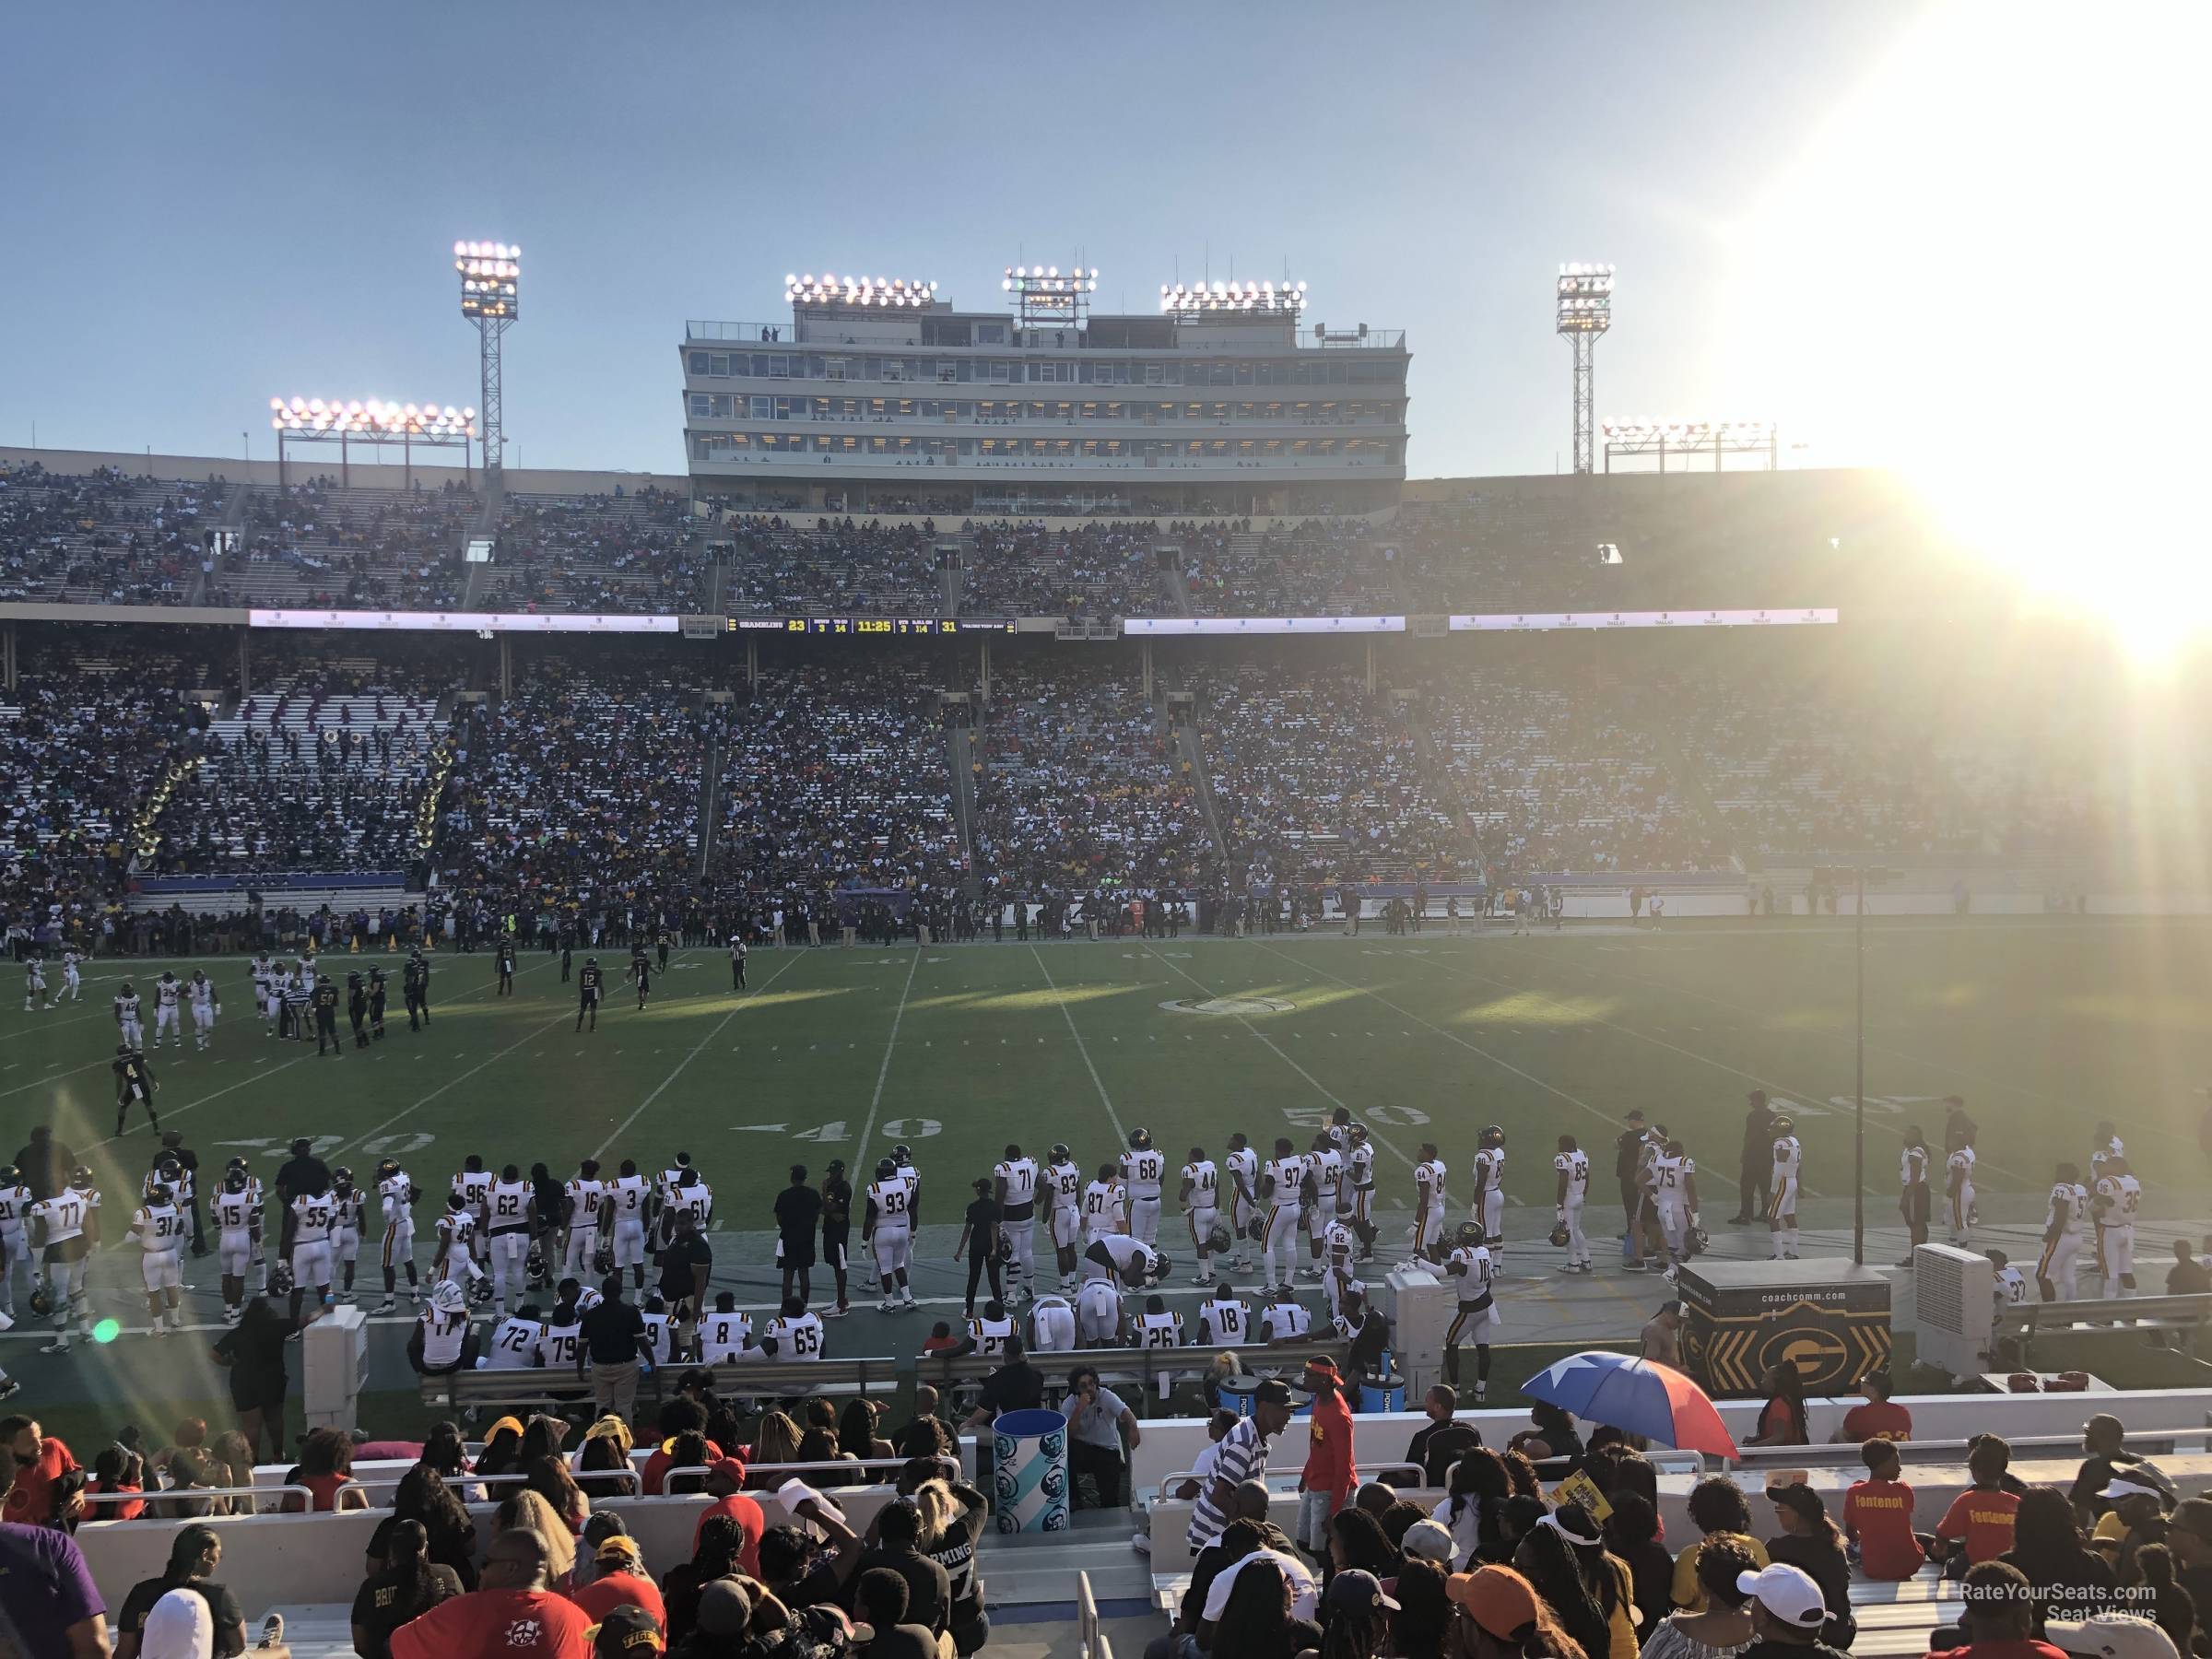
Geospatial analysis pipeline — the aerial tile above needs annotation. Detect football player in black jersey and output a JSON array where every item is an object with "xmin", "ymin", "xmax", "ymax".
[
  {"xmin": 367, "ymin": 966, "xmax": 388, "ymax": 1041},
  {"xmin": 113, "ymin": 1043, "xmax": 160, "ymax": 1135},
  {"xmin": 576, "ymin": 957, "xmax": 605, "ymax": 1032},
  {"xmin": 312, "ymin": 975, "xmax": 343, "ymax": 1056}
]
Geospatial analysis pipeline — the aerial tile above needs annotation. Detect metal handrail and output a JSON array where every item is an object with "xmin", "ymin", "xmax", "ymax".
[
  {"xmin": 82, "ymin": 1484, "xmax": 315, "ymax": 1517},
  {"xmin": 1152, "ymin": 1461, "xmax": 1422, "ymax": 1503}
]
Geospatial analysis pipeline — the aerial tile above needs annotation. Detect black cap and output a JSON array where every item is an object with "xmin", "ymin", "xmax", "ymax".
[
  {"xmin": 1253, "ymin": 1379, "xmax": 1295, "ymax": 1407},
  {"xmin": 590, "ymin": 1606, "xmax": 664, "ymax": 1656}
]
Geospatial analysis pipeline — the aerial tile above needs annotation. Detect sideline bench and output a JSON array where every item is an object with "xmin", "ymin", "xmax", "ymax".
[
  {"xmin": 418, "ymin": 1354, "xmax": 902, "ymax": 1415},
  {"xmin": 1994, "ymin": 1294, "xmax": 2212, "ymax": 1367}
]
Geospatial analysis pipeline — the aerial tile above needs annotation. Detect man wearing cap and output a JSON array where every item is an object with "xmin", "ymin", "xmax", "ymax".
[
  {"xmin": 568, "ymin": 1534, "xmax": 666, "ymax": 1631},
  {"xmin": 2069, "ymin": 1416, "xmax": 2166, "ymax": 1524},
  {"xmin": 691, "ymin": 1457, "xmax": 764, "ymax": 1572},
  {"xmin": 392, "ymin": 1527, "xmax": 592, "ymax": 1659},
  {"xmin": 1446, "ymin": 1564, "xmax": 1547, "ymax": 1651},
  {"xmin": 1189, "ymin": 1382, "xmax": 1295, "ymax": 1557},
  {"xmin": 1735, "ymin": 1562, "xmax": 1851, "ymax": 1659},
  {"xmin": 2089, "ymin": 1477, "xmax": 2171, "ymax": 1577},
  {"xmin": 1930, "ymin": 1560, "xmax": 2070, "ymax": 1659},
  {"xmin": 1296, "ymin": 1356, "xmax": 1356, "ymax": 1563},
  {"xmin": 586, "ymin": 1606, "xmax": 665, "ymax": 1659}
]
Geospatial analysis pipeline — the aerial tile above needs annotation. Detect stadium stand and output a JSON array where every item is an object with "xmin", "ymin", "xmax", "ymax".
[
  {"xmin": 0, "ymin": 464, "xmax": 224, "ymax": 605},
  {"xmin": 480, "ymin": 487, "xmax": 711, "ymax": 614},
  {"xmin": 716, "ymin": 514, "xmax": 944, "ymax": 616},
  {"xmin": 233, "ymin": 479, "xmax": 476, "ymax": 609}
]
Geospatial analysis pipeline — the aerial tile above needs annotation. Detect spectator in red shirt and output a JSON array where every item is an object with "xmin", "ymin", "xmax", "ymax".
[
  {"xmin": 391, "ymin": 1527, "xmax": 592, "ymax": 1659},
  {"xmin": 638, "ymin": 1400, "xmax": 723, "ymax": 1497},
  {"xmin": 1296, "ymin": 1357, "xmax": 1357, "ymax": 1561},
  {"xmin": 690, "ymin": 1460, "xmax": 764, "ymax": 1572},
  {"xmin": 1929, "ymin": 1560, "xmax": 2072, "ymax": 1659},
  {"xmin": 1835, "ymin": 1371, "xmax": 1913, "ymax": 1444},
  {"xmin": 567, "ymin": 1535, "xmax": 666, "ymax": 1631},
  {"xmin": 90, "ymin": 1447, "xmax": 147, "ymax": 1523},
  {"xmin": 0, "ymin": 1417, "xmax": 85, "ymax": 1528},
  {"xmin": 1844, "ymin": 1440, "xmax": 1928, "ymax": 1581},
  {"xmin": 1938, "ymin": 1437, "xmax": 2025, "ymax": 1567},
  {"xmin": 1743, "ymin": 1363, "xmax": 1809, "ymax": 1448},
  {"xmin": 920, "ymin": 1322, "xmax": 964, "ymax": 1356}
]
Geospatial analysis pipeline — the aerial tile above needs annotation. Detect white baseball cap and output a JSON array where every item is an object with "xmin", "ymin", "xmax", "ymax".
[
  {"xmin": 2099, "ymin": 1477, "xmax": 2167, "ymax": 1502},
  {"xmin": 2045, "ymin": 1615, "xmax": 2182, "ymax": 1659},
  {"xmin": 1737, "ymin": 1563, "xmax": 1826, "ymax": 1630}
]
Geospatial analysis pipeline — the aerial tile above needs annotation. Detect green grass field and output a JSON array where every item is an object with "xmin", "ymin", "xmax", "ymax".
[
  {"xmin": 6, "ymin": 914, "xmax": 2212, "ymax": 1436},
  {"xmin": 9, "ymin": 914, "xmax": 2210, "ymax": 1239}
]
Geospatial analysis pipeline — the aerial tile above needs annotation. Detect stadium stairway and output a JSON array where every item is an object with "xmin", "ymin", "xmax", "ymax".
[
  {"xmin": 693, "ymin": 726, "xmax": 725, "ymax": 878},
  {"xmin": 1404, "ymin": 693, "xmax": 1484, "ymax": 852},
  {"xmin": 947, "ymin": 717, "xmax": 982, "ymax": 881},
  {"xmin": 1159, "ymin": 552, "xmax": 1194, "ymax": 618},
  {"xmin": 1624, "ymin": 688, "xmax": 1748, "ymax": 871},
  {"xmin": 1171, "ymin": 699, "xmax": 1230, "ymax": 862}
]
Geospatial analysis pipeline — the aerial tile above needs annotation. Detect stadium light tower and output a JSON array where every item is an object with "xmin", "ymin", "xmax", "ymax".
[
  {"xmin": 1556, "ymin": 263, "xmax": 1613, "ymax": 476},
  {"xmin": 455, "ymin": 241, "xmax": 519, "ymax": 499}
]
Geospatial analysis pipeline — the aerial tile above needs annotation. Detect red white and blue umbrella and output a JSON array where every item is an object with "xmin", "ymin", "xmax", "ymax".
[{"xmin": 1521, "ymin": 1350, "xmax": 1740, "ymax": 1458}]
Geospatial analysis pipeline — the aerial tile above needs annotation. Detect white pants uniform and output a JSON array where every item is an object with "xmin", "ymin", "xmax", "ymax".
[
  {"xmin": 2099, "ymin": 1225, "xmax": 2136, "ymax": 1296},
  {"xmin": 1307, "ymin": 1202, "xmax": 1333, "ymax": 1243},
  {"xmin": 611, "ymin": 1216, "xmax": 646, "ymax": 1271},
  {"xmin": 45, "ymin": 1250, "xmax": 91, "ymax": 1319},
  {"xmin": 2038, "ymin": 1231, "xmax": 2082, "ymax": 1298},
  {"xmin": 487, "ymin": 1230, "xmax": 528, "ymax": 1302},
  {"xmin": 562, "ymin": 1225, "xmax": 599, "ymax": 1281},
  {"xmin": 219, "ymin": 1230, "xmax": 254, "ymax": 1278},
  {"xmin": 1561, "ymin": 1195, "xmax": 1590, "ymax": 1266},
  {"xmin": 1414, "ymin": 1199, "xmax": 1445, "ymax": 1259},
  {"xmin": 1076, "ymin": 1279, "xmax": 1121, "ymax": 1346},
  {"xmin": 1657, "ymin": 1204, "xmax": 1691, "ymax": 1259},
  {"xmin": 64, "ymin": 965, "xmax": 81, "ymax": 999},
  {"xmin": 140, "ymin": 1249, "xmax": 183, "ymax": 1293},
  {"xmin": 872, "ymin": 1224, "xmax": 912, "ymax": 1278},
  {"xmin": 155, "ymin": 1004, "xmax": 180, "ymax": 1041},
  {"xmin": 1051, "ymin": 1206, "xmax": 1082, "ymax": 1253},
  {"xmin": 1004, "ymin": 1215, "xmax": 1036, "ymax": 1292},
  {"xmin": 335, "ymin": 1223, "xmax": 360, "ymax": 1268},
  {"xmin": 193, "ymin": 1002, "xmax": 214, "ymax": 1036},
  {"xmin": 1949, "ymin": 1183, "xmax": 1974, "ymax": 1245},
  {"xmin": 1032, "ymin": 1298, "xmax": 1077, "ymax": 1352},
  {"xmin": 1187, "ymin": 1205, "xmax": 1219, "ymax": 1261},
  {"xmin": 120, "ymin": 1015, "xmax": 144, "ymax": 1048},
  {"xmin": 292, "ymin": 1238, "xmax": 334, "ymax": 1289},
  {"xmin": 0, "ymin": 1230, "xmax": 26, "ymax": 1312},
  {"xmin": 1129, "ymin": 1195, "xmax": 1161, "ymax": 1248},
  {"xmin": 1770, "ymin": 1176, "xmax": 1800, "ymax": 1222},
  {"xmin": 382, "ymin": 1219, "xmax": 415, "ymax": 1277},
  {"xmin": 1230, "ymin": 1191, "xmax": 1257, "ymax": 1256},
  {"xmin": 1263, "ymin": 1204, "xmax": 1302, "ymax": 1286}
]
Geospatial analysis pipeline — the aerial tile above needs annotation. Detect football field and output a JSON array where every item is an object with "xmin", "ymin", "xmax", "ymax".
[{"xmin": 8, "ymin": 914, "xmax": 2210, "ymax": 1244}]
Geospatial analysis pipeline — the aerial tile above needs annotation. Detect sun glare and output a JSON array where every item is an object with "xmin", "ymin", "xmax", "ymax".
[{"xmin": 1716, "ymin": 2, "xmax": 2207, "ymax": 657}]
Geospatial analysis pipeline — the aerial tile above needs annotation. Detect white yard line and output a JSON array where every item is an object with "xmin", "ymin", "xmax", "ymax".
[
  {"xmin": 853, "ymin": 947, "xmax": 924, "ymax": 1161},
  {"xmin": 589, "ymin": 950, "xmax": 806, "ymax": 1162},
  {"xmin": 0, "ymin": 1055, "xmax": 111, "ymax": 1100},
  {"xmin": 1028, "ymin": 944, "xmax": 1130, "ymax": 1144},
  {"xmin": 332, "ymin": 1012, "xmax": 577, "ymax": 1160}
]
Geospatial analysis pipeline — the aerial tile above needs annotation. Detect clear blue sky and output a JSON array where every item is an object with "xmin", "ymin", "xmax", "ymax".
[{"xmin": 0, "ymin": 2, "xmax": 1926, "ymax": 479}]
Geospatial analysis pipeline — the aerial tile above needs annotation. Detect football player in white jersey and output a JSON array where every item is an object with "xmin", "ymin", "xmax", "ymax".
[
  {"xmin": 451, "ymin": 1156, "xmax": 493, "ymax": 1230},
  {"xmin": 1260, "ymin": 1283, "xmax": 1311, "ymax": 1346},
  {"xmin": 187, "ymin": 971, "xmax": 217, "ymax": 1049},
  {"xmin": 251, "ymin": 954, "xmax": 276, "ymax": 1030},
  {"xmin": 1180, "ymin": 1147, "xmax": 1222, "ymax": 1287},
  {"xmin": 374, "ymin": 1159, "xmax": 418, "ymax": 1312},
  {"xmin": 113, "ymin": 981, "xmax": 144, "ymax": 1050},
  {"xmin": 1442, "ymin": 1221, "xmax": 1500, "ymax": 1401},
  {"xmin": 1223, "ymin": 1134, "xmax": 1259, "ymax": 1274},
  {"xmin": 965, "ymin": 1297, "xmax": 1018, "ymax": 1359},
  {"xmin": 640, "ymin": 1293, "xmax": 677, "ymax": 1369},
  {"xmin": 994, "ymin": 1144, "xmax": 1041, "ymax": 1304},
  {"xmin": 413, "ymin": 1279, "xmax": 474, "ymax": 1378},
  {"xmin": 1768, "ymin": 1117, "xmax": 1803, "ymax": 1260},
  {"xmin": 699, "ymin": 1294, "xmax": 755, "ymax": 1364},
  {"xmin": 535, "ymin": 1296, "xmax": 584, "ymax": 1371},
  {"xmin": 30, "ymin": 1170, "xmax": 100, "ymax": 1351},
  {"xmin": 2093, "ymin": 1155, "xmax": 2142, "ymax": 1298},
  {"xmin": 1304, "ymin": 1134, "xmax": 1346, "ymax": 1275},
  {"xmin": 1135, "ymin": 1293, "xmax": 1183, "ymax": 1398},
  {"xmin": 664, "ymin": 1167, "xmax": 713, "ymax": 1248},
  {"xmin": 2089, "ymin": 1123, "xmax": 2125, "ymax": 1185},
  {"xmin": 761, "ymin": 1294, "xmax": 825, "ymax": 1360},
  {"xmin": 1030, "ymin": 1291, "xmax": 1077, "ymax": 1354},
  {"xmin": 483, "ymin": 1164, "xmax": 535, "ymax": 1317},
  {"xmin": 1082, "ymin": 1164, "xmax": 1127, "ymax": 1245},
  {"xmin": 1552, "ymin": 1135, "xmax": 1593, "ymax": 1273},
  {"xmin": 1260, "ymin": 1137, "xmax": 1309, "ymax": 1292},
  {"xmin": 1648, "ymin": 1136, "xmax": 1700, "ymax": 1275},
  {"xmin": 606, "ymin": 1160, "xmax": 652, "ymax": 1288},
  {"xmin": 1411, "ymin": 1142, "xmax": 1448, "ymax": 1266},
  {"xmin": 1344, "ymin": 1124, "xmax": 1377, "ymax": 1261},
  {"xmin": 212, "ymin": 1163, "xmax": 260, "ymax": 1322},
  {"xmin": 1197, "ymin": 1289, "xmax": 1250, "ymax": 1347},
  {"xmin": 1946, "ymin": 1135, "xmax": 1978, "ymax": 1249},
  {"xmin": 2035, "ymin": 1163, "xmax": 2088, "ymax": 1302},
  {"xmin": 561, "ymin": 1159, "xmax": 609, "ymax": 1284},
  {"xmin": 891, "ymin": 1144, "xmax": 923, "ymax": 1227},
  {"xmin": 152, "ymin": 971, "xmax": 183, "ymax": 1048},
  {"xmin": 481, "ymin": 1303, "xmax": 547, "ymax": 1371},
  {"xmin": 1120, "ymin": 1128, "xmax": 1166, "ymax": 1247},
  {"xmin": 1471, "ymin": 1127, "xmax": 1506, "ymax": 1265},
  {"xmin": 863, "ymin": 1157, "xmax": 918, "ymax": 1312},
  {"xmin": 1046, "ymin": 1145, "xmax": 1085, "ymax": 1292},
  {"xmin": 1320, "ymin": 1215, "xmax": 1360, "ymax": 1322},
  {"xmin": 1898, "ymin": 1128, "xmax": 1933, "ymax": 1265},
  {"xmin": 21, "ymin": 958, "xmax": 47, "ymax": 1013},
  {"xmin": 1988, "ymin": 1248, "xmax": 2030, "ymax": 1313},
  {"xmin": 288, "ymin": 1184, "xmax": 337, "ymax": 1327},
  {"xmin": 432, "ymin": 1194, "xmax": 478, "ymax": 1289},
  {"xmin": 330, "ymin": 1168, "xmax": 366, "ymax": 1302},
  {"xmin": 61, "ymin": 948, "xmax": 84, "ymax": 1002},
  {"xmin": 0, "ymin": 1165, "xmax": 32, "ymax": 1320},
  {"xmin": 128, "ymin": 1182, "xmax": 189, "ymax": 1334}
]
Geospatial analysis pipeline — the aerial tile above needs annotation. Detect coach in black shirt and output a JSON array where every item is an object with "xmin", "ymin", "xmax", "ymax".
[
  {"xmin": 961, "ymin": 1335, "xmax": 1044, "ymax": 1429},
  {"xmin": 774, "ymin": 1165, "xmax": 822, "ymax": 1309},
  {"xmin": 658, "ymin": 1211, "xmax": 713, "ymax": 1323},
  {"xmin": 577, "ymin": 1277, "xmax": 653, "ymax": 1424},
  {"xmin": 276, "ymin": 1136, "xmax": 333, "ymax": 1256}
]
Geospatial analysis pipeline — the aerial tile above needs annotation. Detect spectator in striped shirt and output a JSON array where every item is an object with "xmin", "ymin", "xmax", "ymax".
[{"xmin": 1188, "ymin": 1379, "xmax": 1295, "ymax": 1556}]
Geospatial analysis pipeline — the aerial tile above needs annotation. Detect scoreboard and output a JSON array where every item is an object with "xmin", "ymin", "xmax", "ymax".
[{"xmin": 726, "ymin": 617, "xmax": 1013, "ymax": 636}]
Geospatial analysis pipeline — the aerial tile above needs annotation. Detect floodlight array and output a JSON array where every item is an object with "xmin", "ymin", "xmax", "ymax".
[
  {"xmin": 1601, "ymin": 418, "xmax": 1773, "ymax": 442},
  {"xmin": 1557, "ymin": 262, "xmax": 1614, "ymax": 335},
  {"xmin": 456, "ymin": 241, "xmax": 520, "ymax": 318},
  {"xmin": 1003, "ymin": 265, "xmax": 1100, "ymax": 293},
  {"xmin": 1159, "ymin": 279, "xmax": 1307, "ymax": 314},
  {"xmin": 784, "ymin": 274, "xmax": 938, "ymax": 307},
  {"xmin": 269, "ymin": 397, "xmax": 478, "ymax": 437}
]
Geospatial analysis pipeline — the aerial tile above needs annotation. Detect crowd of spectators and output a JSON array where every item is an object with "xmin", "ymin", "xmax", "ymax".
[
  {"xmin": 1178, "ymin": 519, "xmax": 1399, "ymax": 617},
  {"xmin": 238, "ymin": 480, "xmax": 474, "ymax": 610},
  {"xmin": 1194, "ymin": 662, "xmax": 1471, "ymax": 886},
  {"xmin": 480, "ymin": 489, "xmax": 712, "ymax": 615},
  {"xmin": 1427, "ymin": 676, "xmax": 1730, "ymax": 875},
  {"xmin": 958, "ymin": 521, "xmax": 1165, "ymax": 618},
  {"xmin": 720, "ymin": 517, "xmax": 944, "ymax": 617},
  {"xmin": 1, "ymin": 464, "xmax": 223, "ymax": 606},
  {"xmin": 968, "ymin": 660, "xmax": 1206, "ymax": 901},
  {"xmin": 716, "ymin": 662, "xmax": 965, "ymax": 896}
]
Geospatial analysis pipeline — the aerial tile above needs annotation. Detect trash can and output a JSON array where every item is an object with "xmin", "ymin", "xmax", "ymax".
[{"xmin": 991, "ymin": 1408, "xmax": 1070, "ymax": 1535}]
